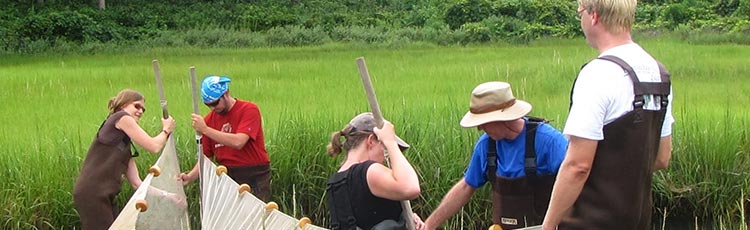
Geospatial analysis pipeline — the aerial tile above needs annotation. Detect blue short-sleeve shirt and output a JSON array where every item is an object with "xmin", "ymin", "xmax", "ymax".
[{"xmin": 464, "ymin": 119, "xmax": 568, "ymax": 188}]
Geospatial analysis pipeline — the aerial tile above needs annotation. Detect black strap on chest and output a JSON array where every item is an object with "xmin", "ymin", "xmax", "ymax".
[
  {"xmin": 486, "ymin": 117, "xmax": 547, "ymax": 182},
  {"xmin": 327, "ymin": 171, "xmax": 358, "ymax": 230}
]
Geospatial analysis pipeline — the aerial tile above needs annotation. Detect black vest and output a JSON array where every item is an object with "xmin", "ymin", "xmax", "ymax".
[{"xmin": 326, "ymin": 161, "xmax": 403, "ymax": 230}]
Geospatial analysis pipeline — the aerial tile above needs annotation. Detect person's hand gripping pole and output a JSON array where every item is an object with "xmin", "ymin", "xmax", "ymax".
[{"xmin": 356, "ymin": 57, "xmax": 417, "ymax": 230}]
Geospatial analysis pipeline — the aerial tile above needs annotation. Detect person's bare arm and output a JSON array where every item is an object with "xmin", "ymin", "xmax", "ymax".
[
  {"xmin": 367, "ymin": 121, "xmax": 421, "ymax": 201},
  {"xmin": 542, "ymin": 136, "xmax": 597, "ymax": 230},
  {"xmin": 179, "ymin": 163, "xmax": 200, "ymax": 186},
  {"xmin": 125, "ymin": 158, "xmax": 143, "ymax": 189},
  {"xmin": 423, "ymin": 179, "xmax": 476, "ymax": 230},
  {"xmin": 118, "ymin": 115, "xmax": 174, "ymax": 153},
  {"xmin": 653, "ymin": 135, "xmax": 672, "ymax": 171}
]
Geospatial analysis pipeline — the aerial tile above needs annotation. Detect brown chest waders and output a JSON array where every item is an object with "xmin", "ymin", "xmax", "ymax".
[
  {"xmin": 560, "ymin": 56, "xmax": 670, "ymax": 229},
  {"xmin": 487, "ymin": 117, "xmax": 556, "ymax": 229}
]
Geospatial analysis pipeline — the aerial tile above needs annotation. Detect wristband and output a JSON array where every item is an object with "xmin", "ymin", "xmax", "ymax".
[{"xmin": 162, "ymin": 129, "xmax": 171, "ymax": 136}]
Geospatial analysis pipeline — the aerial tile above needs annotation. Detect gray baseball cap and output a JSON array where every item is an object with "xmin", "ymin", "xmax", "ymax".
[{"xmin": 349, "ymin": 112, "xmax": 410, "ymax": 151}]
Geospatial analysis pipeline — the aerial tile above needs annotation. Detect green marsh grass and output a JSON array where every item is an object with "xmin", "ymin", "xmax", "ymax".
[{"xmin": 0, "ymin": 39, "xmax": 748, "ymax": 229}]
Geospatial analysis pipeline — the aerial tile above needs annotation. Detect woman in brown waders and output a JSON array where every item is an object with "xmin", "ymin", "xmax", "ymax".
[{"xmin": 72, "ymin": 89, "xmax": 175, "ymax": 230}]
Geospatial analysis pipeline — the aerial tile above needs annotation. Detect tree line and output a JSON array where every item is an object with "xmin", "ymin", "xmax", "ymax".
[{"xmin": 1, "ymin": 0, "xmax": 748, "ymax": 53}]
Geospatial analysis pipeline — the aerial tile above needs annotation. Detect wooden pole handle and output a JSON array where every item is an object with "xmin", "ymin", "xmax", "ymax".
[
  {"xmin": 356, "ymin": 57, "xmax": 385, "ymax": 128},
  {"xmin": 355, "ymin": 57, "xmax": 416, "ymax": 230},
  {"xmin": 152, "ymin": 60, "xmax": 169, "ymax": 119}
]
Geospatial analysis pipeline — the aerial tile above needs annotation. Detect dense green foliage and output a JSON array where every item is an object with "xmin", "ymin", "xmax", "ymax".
[{"xmin": 1, "ymin": 0, "xmax": 749, "ymax": 53}]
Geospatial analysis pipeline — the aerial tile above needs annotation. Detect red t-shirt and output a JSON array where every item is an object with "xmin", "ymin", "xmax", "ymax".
[{"xmin": 202, "ymin": 100, "xmax": 270, "ymax": 166}]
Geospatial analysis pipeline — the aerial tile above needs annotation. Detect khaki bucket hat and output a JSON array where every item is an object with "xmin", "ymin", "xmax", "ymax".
[{"xmin": 459, "ymin": 82, "xmax": 532, "ymax": 128}]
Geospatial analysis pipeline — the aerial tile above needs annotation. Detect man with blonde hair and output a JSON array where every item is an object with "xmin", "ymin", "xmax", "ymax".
[{"xmin": 542, "ymin": 0, "xmax": 674, "ymax": 229}]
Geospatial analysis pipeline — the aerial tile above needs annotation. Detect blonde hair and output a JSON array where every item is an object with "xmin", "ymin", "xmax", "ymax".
[
  {"xmin": 108, "ymin": 89, "xmax": 144, "ymax": 115},
  {"xmin": 579, "ymin": 0, "xmax": 637, "ymax": 34},
  {"xmin": 326, "ymin": 125, "xmax": 371, "ymax": 157}
]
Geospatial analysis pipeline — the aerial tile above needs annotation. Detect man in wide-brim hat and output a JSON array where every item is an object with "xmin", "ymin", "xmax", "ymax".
[{"xmin": 423, "ymin": 81, "xmax": 568, "ymax": 230}]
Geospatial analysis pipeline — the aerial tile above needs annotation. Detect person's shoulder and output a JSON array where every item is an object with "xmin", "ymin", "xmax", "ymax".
[
  {"xmin": 356, "ymin": 161, "xmax": 383, "ymax": 180},
  {"xmin": 577, "ymin": 59, "xmax": 626, "ymax": 88},
  {"xmin": 478, "ymin": 134, "xmax": 495, "ymax": 147},
  {"xmin": 535, "ymin": 121, "xmax": 554, "ymax": 130},
  {"xmin": 236, "ymin": 99, "xmax": 257, "ymax": 105},
  {"xmin": 113, "ymin": 112, "xmax": 137, "ymax": 131},
  {"xmin": 357, "ymin": 160, "xmax": 378, "ymax": 170},
  {"xmin": 110, "ymin": 110, "xmax": 130, "ymax": 118},
  {"xmin": 236, "ymin": 100, "xmax": 260, "ymax": 110},
  {"xmin": 538, "ymin": 123, "xmax": 567, "ymax": 140},
  {"xmin": 204, "ymin": 111, "xmax": 215, "ymax": 120},
  {"xmin": 583, "ymin": 58, "xmax": 623, "ymax": 74},
  {"xmin": 597, "ymin": 43, "xmax": 655, "ymax": 67},
  {"xmin": 114, "ymin": 111, "xmax": 134, "ymax": 123},
  {"xmin": 477, "ymin": 133, "xmax": 491, "ymax": 142}
]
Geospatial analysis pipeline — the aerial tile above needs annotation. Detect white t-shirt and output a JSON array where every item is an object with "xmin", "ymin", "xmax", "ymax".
[{"xmin": 563, "ymin": 43, "xmax": 674, "ymax": 140}]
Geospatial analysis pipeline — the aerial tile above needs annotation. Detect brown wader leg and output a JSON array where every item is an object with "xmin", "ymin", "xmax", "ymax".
[{"xmin": 228, "ymin": 164, "xmax": 272, "ymax": 202}]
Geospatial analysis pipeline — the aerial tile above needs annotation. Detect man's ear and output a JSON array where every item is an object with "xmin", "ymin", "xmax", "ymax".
[{"xmin": 591, "ymin": 11, "xmax": 599, "ymax": 25}]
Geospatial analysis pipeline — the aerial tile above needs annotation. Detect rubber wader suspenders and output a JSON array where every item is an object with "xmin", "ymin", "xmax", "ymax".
[
  {"xmin": 327, "ymin": 171, "xmax": 359, "ymax": 230},
  {"xmin": 570, "ymin": 56, "xmax": 670, "ymax": 111},
  {"xmin": 485, "ymin": 117, "xmax": 546, "ymax": 181},
  {"xmin": 596, "ymin": 55, "xmax": 671, "ymax": 120},
  {"xmin": 486, "ymin": 117, "xmax": 549, "ymax": 228}
]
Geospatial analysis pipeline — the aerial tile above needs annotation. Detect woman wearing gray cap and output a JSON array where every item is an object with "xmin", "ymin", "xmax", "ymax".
[{"xmin": 325, "ymin": 112, "xmax": 422, "ymax": 230}]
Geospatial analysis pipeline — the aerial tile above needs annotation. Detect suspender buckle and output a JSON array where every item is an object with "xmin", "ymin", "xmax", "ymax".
[
  {"xmin": 661, "ymin": 96, "xmax": 669, "ymax": 107},
  {"xmin": 633, "ymin": 99, "xmax": 645, "ymax": 109},
  {"xmin": 524, "ymin": 158, "xmax": 537, "ymax": 177}
]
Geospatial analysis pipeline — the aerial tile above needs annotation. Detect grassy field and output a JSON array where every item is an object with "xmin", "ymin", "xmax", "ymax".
[{"xmin": 0, "ymin": 38, "xmax": 748, "ymax": 229}]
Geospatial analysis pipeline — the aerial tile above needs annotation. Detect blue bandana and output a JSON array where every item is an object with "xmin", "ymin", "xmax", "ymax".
[{"xmin": 201, "ymin": 76, "xmax": 231, "ymax": 103}]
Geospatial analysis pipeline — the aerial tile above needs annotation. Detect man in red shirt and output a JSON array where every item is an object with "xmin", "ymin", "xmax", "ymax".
[{"xmin": 180, "ymin": 76, "xmax": 272, "ymax": 202}]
